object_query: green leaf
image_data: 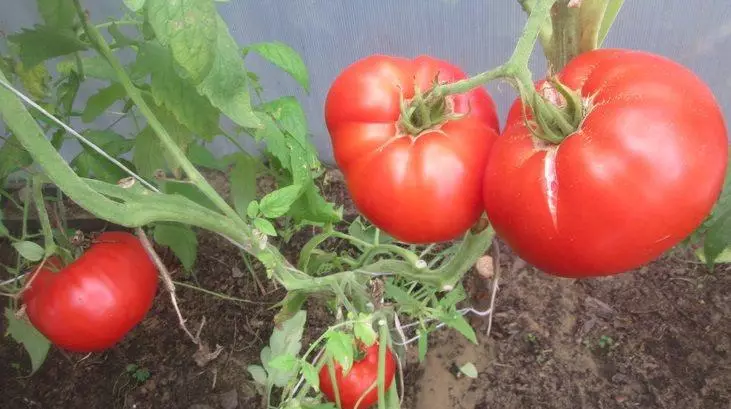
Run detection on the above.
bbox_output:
[254,217,277,237]
[348,217,393,246]
[0,135,33,183]
[597,0,625,47]
[325,331,355,373]
[268,354,298,371]
[146,0,217,83]
[265,310,307,387]
[353,314,377,346]
[108,23,135,48]
[288,182,342,225]
[230,154,257,218]
[12,241,45,262]
[259,184,303,218]
[70,130,134,183]
[153,222,197,271]
[187,143,224,171]
[301,361,319,391]
[123,0,147,12]
[259,97,308,145]
[137,42,220,138]
[196,15,260,128]
[704,210,731,267]
[0,209,8,238]
[439,284,467,309]
[459,362,478,379]
[247,201,260,219]
[16,61,50,100]
[162,180,218,211]
[36,0,76,28]
[82,83,126,123]
[417,330,428,362]
[696,246,731,264]
[133,106,193,178]
[8,26,87,67]
[436,310,477,344]
[4,308,50,374]
[384,280,420,309]
[247,364,268,385]
[57,56,117,82]
[248,41,309,91]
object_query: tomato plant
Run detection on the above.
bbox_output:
[325,55,500,244]
[22,231,158,352]
[319,342,396,409]
[483,49,729,277]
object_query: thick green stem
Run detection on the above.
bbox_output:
[548,1,581,73]
[377,321,389,409]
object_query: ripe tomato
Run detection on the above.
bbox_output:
[483,49,729,277]
[318,342,396,409]
[23,231,159,352]
[325,55,500,243]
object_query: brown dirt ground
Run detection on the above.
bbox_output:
[1,172,730,409]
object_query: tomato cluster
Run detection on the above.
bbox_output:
[326,49,729,278]
[22,231,158,352]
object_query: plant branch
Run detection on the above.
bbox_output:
[136,227,199,344]
[31,175,56,256]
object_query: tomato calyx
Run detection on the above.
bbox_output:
[522,76,585,144]
[398,80,467,136]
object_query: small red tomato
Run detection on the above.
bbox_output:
[319,342,397,409]
[22,231,159,352]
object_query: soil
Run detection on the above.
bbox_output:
[1,171,730,409]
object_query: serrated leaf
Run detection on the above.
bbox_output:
[301,361,319,390]
[230,154,257,218]
[123,0,146,12]
[266,310,306,387]
[325,331,354,373]
[384,280,419,309]
[254,217,277,237]
[289,181,341,225]
[259,184,303,218]
[36,0,76,28]
[82,83,126,123]
[197,15,260,128]
[268,354,298,371]
[137,42,220,138]
[16,61,49,100]
[153,222,197,271]
[247,364,268,385]
[439,284,467,309]
[187,143,224,171]
[71,130,134,183]
[0,135,33,183]
[348,217,393,246]
[249,41,309,91]
[459,362,478,378]
[146,0,217,83]
[4,308,50,374]
[417,330,428,362]
[354,319,377,346]
[259,97,308,146]
[133,106,193,178]
[436,311,477,344]
[12,241,45,262]
[704,210,731,267]
[57,56,117,82]
[247,201,260,218]
[9,25,87,67]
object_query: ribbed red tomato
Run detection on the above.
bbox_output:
[325,55,500,243]
[318,342,396,409]
[483,49,729,277]
[23,231,159,352]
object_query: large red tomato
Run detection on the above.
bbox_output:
[483,49,729,278]
[23,231,159,352]
[325,55,500,243]
[318,342,396,409]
